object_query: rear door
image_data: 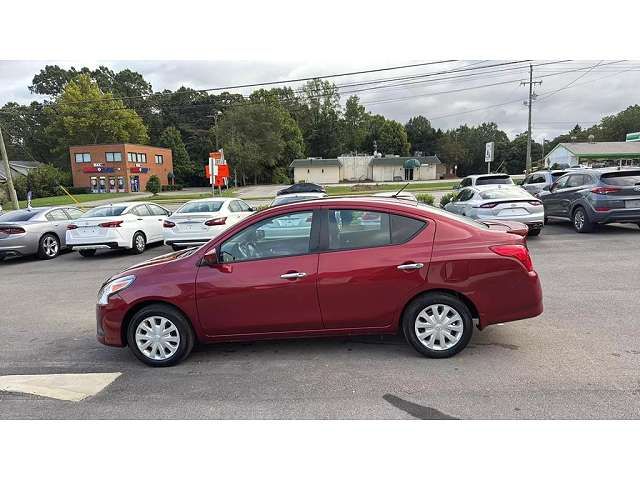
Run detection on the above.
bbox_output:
[316,208,435,329]
[45,209,71,244]
[227,200,253,226]
[557,174,588,216]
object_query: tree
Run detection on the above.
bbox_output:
[159,126,196,185]
[405,116,439,155]
[46,74,148,167]
[364,115,410,156]
[145,175,161,195]
[436,132,469,175]
[298,79,341,158]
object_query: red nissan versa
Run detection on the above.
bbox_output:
[96,197,543,367]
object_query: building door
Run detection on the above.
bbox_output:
[108,177,116,193]
[90,177,98,193]
[404,168,414,181]
[117,176,125,192]
[98,177,106,193]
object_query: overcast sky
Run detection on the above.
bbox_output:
[2,59,638,143]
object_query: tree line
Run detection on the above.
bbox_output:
[2,64,640,189]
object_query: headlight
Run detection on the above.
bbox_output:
[97,275,135,305]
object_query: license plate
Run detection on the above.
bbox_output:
[626,199,640,208]
[498,208,527,216]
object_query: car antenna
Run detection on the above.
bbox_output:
[391,183,410,199]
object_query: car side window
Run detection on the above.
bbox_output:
[390,214,426,244]
[566,175,584,188]
[220,211,314,263]
[64,208,84,219]
[532,174,545,184]
[457,189,474,202]
[581,174,594,186]
[237,200,253,212]
[131,205,151,216]
[148,204,168,216]
[460,178,471,187]
[228,201,241,213]
[327,209,390,250]
[554,175,570,190]
[46,209,68,221]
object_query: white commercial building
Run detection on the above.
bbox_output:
[544,142,640,168]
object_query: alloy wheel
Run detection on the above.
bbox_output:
[43,236,59,257]
[135,234,145,252]
[135,316,181,360]
[414,304,464,351]
[574,210,585,230]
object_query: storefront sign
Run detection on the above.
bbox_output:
[129,167,149,173]
[83,166,114,173]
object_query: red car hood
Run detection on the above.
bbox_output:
[105,247,199,283]
[479,220,529,237]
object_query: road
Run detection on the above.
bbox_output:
[1,220,639,419]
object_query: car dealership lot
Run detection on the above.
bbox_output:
[1,221,640,419]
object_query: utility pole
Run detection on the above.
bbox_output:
[521,65,542,176]
[0,124,19,210]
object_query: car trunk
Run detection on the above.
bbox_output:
[168,213,223,233]
[72,216,125,237]
[479,220,529,237]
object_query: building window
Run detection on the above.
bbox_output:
[105,152,122,162]
[74,153,91,163]
[155,154,164,165]
[127,152,147,163]
[127,152,135,162]
[139,153,147,163]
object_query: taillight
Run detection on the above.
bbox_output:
[591,186,620,195]
[479,202,498,208]
[528,200,542,206]
[99,220,123,228]
[67,224,78,230]
[490,244,533,272]
[595,207,610,212]
[0,226,25,235]
[205,217,227,226]
[163,220,176,228]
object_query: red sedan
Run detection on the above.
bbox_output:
[96,197,543,366]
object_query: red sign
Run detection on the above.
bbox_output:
[130,167,149,173]
[83,166,114,173]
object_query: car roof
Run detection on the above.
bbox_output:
[466,173,510,179]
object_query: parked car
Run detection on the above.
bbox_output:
[445,186,544,236]
[66,202,170,256]
[277,182,326,196]
[455,173,514,190]
[163,198,255,250]
[95,197,543,366]
[0,206,84,260]
[521,170,568,195]
[537,167,640,232]
[270,192,327,206]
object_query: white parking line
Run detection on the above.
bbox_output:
[0,373,122,402]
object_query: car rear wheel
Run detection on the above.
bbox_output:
[572,206,593,233]
[131,232,146,254]
[79,249,96,257]
[37,233,60,260]
[126,304,195,367]
[402,292,473,358]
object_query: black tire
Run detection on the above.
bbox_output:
[402,292,473,359]
[37,233,60,260]
[79,249,96,257]
[543,216,549,225]
[171,244,184,251]
[572,206,593,233]
[528,228,542,237]
[131,231,146,254]
[126,304,195,367]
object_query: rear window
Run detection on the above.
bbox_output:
[601,171,640,186]
[0,210,39,222]
[476,175,514,186]
[480,188,530,200]
[390,214,426,244]
[82,206,127,218]
[177,201,224,213]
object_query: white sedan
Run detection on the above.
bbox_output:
[163,198,255,250]
[66,202,171,257]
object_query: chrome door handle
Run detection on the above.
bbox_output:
[280,272,307,279]
[397,263,424,271]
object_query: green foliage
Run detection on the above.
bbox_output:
[161,184,184,192]
[145,175,161,195]
[8,164,71,200]
[439,192,456,208]
[364,115,410,156]
[159,126,196,185]
[46,74,149,164]
[416,193,435,205]
[340,95,369,153]
[406,116,440,155]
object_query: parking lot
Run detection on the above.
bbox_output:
[1,219,640,419]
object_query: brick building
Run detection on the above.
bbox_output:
[69,143,173,193]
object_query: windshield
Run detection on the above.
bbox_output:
[601,171,640,186]
[177,201,224,214]
[82,206,127,218]
[480,188,531,200]
[0,210,39,222]
[476,175,514,186]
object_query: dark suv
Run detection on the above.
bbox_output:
[537,168,640,232]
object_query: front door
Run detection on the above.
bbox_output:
[404,168,414,181]
[544,175,570,216]
[317,208,435,329]
[196,209,323,336]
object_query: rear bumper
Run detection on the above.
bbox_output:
[71,242,122,250]
[588,207,640,224]
[0,233,38,256]
[164,239,209,247]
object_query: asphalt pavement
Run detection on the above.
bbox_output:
[1,220,639,419]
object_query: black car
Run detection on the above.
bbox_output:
[537,167,640,232]
[276,182,326,196]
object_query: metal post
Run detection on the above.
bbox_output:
[0,125,19,210]
[521,65,542,176]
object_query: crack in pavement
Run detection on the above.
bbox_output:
[383,394,459,420]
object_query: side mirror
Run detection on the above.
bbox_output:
[202,247,219,266]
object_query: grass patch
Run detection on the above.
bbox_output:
[7,192,137,209]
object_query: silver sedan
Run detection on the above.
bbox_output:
[444,185,544,236]
[0,206,84,260]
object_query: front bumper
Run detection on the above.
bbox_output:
[96,294,128,347]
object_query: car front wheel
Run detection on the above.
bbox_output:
[126,304,195,367]
[402,292,473,358]
[37,233,60,260]
[572,206,593,233]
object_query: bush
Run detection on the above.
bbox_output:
[440,192,456,208]
[416,193,434,205]
[271,167,291,184]
[145,175,161,195]
[161,184,184,192]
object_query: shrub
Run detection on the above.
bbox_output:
[145,175,161,195]
[161,184,184,192]
[8,164,71,200]
[416,193,434,205]
[439,192,456,208]
[271,167,291,184]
